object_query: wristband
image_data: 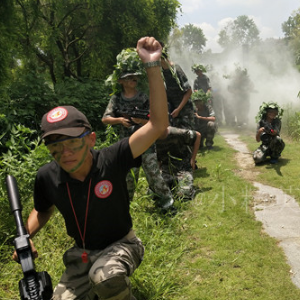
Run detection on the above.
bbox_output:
[144,61,161,69]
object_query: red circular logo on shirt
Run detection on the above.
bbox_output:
[94,181,113,198]
[47,107,68,123]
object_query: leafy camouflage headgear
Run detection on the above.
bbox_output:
[191,64,207,73]
[191,90,210,104]
[105,48,146,94]
[255,102,284,122]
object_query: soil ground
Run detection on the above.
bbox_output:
[221,131,300,288]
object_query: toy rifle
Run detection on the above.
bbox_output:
[6,175,53,300]
[116,107,150,124]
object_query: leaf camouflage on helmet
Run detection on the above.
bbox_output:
[191,89,210,103]
[191,64,207,73]
[105,48,147,95]
[255,101,284,123]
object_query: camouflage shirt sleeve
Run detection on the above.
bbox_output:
[207,104,215,117]
[102,94,120,118]
[175,64,191,92]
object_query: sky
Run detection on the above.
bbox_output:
[176,0,300,53]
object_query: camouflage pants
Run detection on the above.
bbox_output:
[52,230,144,300]
[253,136,285,164]
[127,149,174,208]
[171,110,195,130]
[199,121,217,148]
[162,169,194,200]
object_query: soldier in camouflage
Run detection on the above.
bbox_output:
[156,126,201,200]
[102,51,174,210]
[191,64,211,94]
[253,102,285,164]
[160,42,194,130]
[192,90,217,149]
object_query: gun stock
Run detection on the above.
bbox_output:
[6,175,53,300]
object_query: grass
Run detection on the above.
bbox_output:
[1,131,300,299]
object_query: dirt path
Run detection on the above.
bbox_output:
[221,132,300,288]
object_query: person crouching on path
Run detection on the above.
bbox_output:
[253,102,285,164]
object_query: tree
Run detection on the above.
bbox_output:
[168,23,207,56]
[282,16,297,40]
[0,0,15,86]
[218,15,260,50]
[181,24,207,53]
[282,9,300,65]
[12,0,180,86]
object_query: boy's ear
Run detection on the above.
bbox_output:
[88,132,97,147]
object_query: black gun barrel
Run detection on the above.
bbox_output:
[6,175,27,236]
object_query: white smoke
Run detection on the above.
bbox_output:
[169,39,300,129]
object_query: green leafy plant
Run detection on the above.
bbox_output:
[105,48,147,95]
[191,63,207,73]
[255,101,284,122]
[191,89,211,103]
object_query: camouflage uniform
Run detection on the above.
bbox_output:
[253,118,285,164]
[102,92,174,209]
[156,127,197,200]
[193,73,211,93]
[163,64,194,129]
[194,102,217,148]
[53,230,143,300]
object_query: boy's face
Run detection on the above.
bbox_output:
[266,109,278,120]
[45,132,96,174]
[119,76,138,87]
[194,100,204,110]
[195,70,203,76]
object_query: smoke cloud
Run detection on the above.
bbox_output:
[169,40,300,128]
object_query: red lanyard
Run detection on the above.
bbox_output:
[66,178,92,263]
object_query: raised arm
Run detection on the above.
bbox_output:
[129,37,169,158]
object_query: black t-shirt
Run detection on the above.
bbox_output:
[34,138,141,250]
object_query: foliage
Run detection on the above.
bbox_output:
[0,125,50,246]
[255,102,284,123]
[105,48,147,95]
[191,63,207,73]
[286,111,300,141]
[12,0,180,85]
[5,69,56,131]
[191,89,210,103]
[1,73,109,141]
[282,9,300,65]
[3,134,300,299]
[0,0,15,86]
[218,15,261,50]
[168,24,207,55]
[54,77,110,132]
[95,125,120,150]
[282,16,297,40]
[180,24,207,53]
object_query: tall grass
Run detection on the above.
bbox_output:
[1,132,300,299]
